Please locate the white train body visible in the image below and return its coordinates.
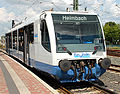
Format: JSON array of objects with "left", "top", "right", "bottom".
[{"left": 5, "top": 11, "right": 111, "bottom": 83}]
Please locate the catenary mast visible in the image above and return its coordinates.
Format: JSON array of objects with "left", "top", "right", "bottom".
[{"left": 73, "top": 0, "right": 78, "bottom": 11}]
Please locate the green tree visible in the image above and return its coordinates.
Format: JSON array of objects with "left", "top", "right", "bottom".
[{"left": 103, "top": 22, "right": 120, "bottom": 45}]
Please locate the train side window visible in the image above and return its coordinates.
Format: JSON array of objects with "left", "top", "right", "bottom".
[
  {"left": 5, "top": 34, "right": 11, "bottom": 50},
  {"left": 18, "top": 28, "right": 24, "bottom": 52},
  {"left": 28, "top": 23, "right": 34, "bottom": 44},
  {"left": 41, "top": 20, "right": 51, "bottom": 52},
  {"left": 6, "top": 33, "right": 12, "bottom": 48},
  {"left": 13, "top": 30, "right": 17, "bottom": 49}
]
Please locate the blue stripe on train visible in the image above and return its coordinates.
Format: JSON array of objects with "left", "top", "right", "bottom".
[{"left": 8, "top": 50, "right": 106, "bottom": 83}]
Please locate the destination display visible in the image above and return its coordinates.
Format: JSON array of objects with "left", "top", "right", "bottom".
[
  {"left": 62, "top": 16, "right": 87, "bottom": 21},
  {"left": 52, "top": 14, "right": 99, "bottom": 22}
]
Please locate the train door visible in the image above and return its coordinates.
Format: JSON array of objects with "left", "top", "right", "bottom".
[
  {"left": 5, "top": 34, "right": 9, "bottom": 53},
  {"left": 18, "top": 28, "right": 24, "bottom": 61},
  {"left": 23, "top": 26, "right": 28, "bottom": 65},
  {"left": 5, "top": 33, "right": 12, "bottom": 54},
  {"left": 23, "top": 23, "right": 34, "bottom": 66}
]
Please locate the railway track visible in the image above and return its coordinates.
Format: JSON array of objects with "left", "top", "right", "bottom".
[
  {"left": 57, "top": 86, "right": 73, "bottom": 94},
  {"left": 107, "top": 64, "right": 120, "bottom": 72},
  {"left": 56, "top": 82, "right": 117, "bottom": 94}
]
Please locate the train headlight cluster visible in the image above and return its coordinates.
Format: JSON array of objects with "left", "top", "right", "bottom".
[
  {"left": 59, "top": 60, "right": 72, "bottom": 72},
  {"left": 98, "top": 58, "right": 111, "bottom": 69}
]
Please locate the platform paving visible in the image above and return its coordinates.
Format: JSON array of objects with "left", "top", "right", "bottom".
[
  {"left": 0, "top": 67, "right": 9, "bottom": 94},
  {"left": 0, "top": 52, "right": 59, "bottom": 94}
]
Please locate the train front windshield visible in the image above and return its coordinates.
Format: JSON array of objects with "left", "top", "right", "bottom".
[{"left": 52, "top": 14, "right": 105, "bottom": 53}]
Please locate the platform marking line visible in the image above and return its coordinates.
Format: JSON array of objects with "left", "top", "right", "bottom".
[
  {"left": 4, "top": 52, "right": 59, "bottom": 94},
  {"left": 0, "top": 56, "right": 31, "bottom": 94}
]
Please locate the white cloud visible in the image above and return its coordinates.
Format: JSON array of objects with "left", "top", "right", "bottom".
[
  {"left": 4, "top": 0, "right": 33, "bottom": 5},
  {"left": 61, "top": 0, "right": 72, "bottom": 4},
  {"left": 25, "top": 8, "right": 37, "bottom": 18},
  {"left": 0, "top": 7, "right": 15, "bottom": 22},
  {"left": 0, "top": 0, "right": 119, "bottom": 37},
  {"left": 100, "top": 0, "right": 120, "bottom": 21},
  {"left": 110, "top": 3, "right": 120, "bottom": 17},
  {"left": 1, "top": 0, "right": 120, "bottom": 24},
  {"left": 77, "top": 0, "right": 120, "bottom": 24}
]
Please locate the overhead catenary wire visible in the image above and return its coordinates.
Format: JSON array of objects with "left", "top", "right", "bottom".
[
  {"left": 26, "top": 0, "right": 64, "bottom": 11},
  {"left": 12, "top": 0, "right": 66, "bottom": 25},
  {"left": 13, "top": 0, "right": 120, "bottom": 24},
  {"left": 116, "top": 4, "right": 120, "bottom": 9},
  {"left": 50, "top": 2, "right": 64, "bottom": 11},
  {"left": 28, "top": 0, "right": 39, "bottom": 9}
]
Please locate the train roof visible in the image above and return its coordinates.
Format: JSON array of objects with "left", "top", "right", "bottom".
[
  {"left": 50, "top": 11, "right": 97, "bottom": 15},
  {"left": 6, "top": 11, "right": 98, "bottom": 34}
]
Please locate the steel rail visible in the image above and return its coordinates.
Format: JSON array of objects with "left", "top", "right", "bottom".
[
  {"left": 111, "top": 64, "right": 120, "bottom": 67},
  {"left": 57, "top": 86, "right": 73, "bottom": 94},
  {"left": 58, "top": 82, "right": 117, "bottom": 94},
  {"left": 89, "top": 82, "right": 117, "bottom": 94},
  {"left": 107, "top": 64, "right": 120, "bottom": 72},
  {"left": 107, "top": 68, "right": 120, "bottom": 72}
]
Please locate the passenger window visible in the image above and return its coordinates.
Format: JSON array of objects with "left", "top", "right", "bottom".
[
  {"left": 28, "top": 24, "right": 34, "bottom": 44},
  {"left": 13, "top": 30, "right": 17, "bottom": 49},
  {"left": 18, "top": 28, "right": 24, "bottom": 51},
  {"left": 6, "top": 33, "right": 12, "bottom": 48},
  {"left": 41, "top": 20, "right": 51, "bottom": 52}
]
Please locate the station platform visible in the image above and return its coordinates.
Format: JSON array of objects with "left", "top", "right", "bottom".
[{"left": 0, "top": 52, "right": 58, "bottom": 94}]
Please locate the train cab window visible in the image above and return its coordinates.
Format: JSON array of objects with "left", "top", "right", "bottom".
[{"left": 41, "top": 20, "right": 51, "bottom": 52}]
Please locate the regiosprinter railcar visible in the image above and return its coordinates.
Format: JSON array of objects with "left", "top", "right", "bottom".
[{"left": 5, "top": 11, "right": 111, "bottom": 83}]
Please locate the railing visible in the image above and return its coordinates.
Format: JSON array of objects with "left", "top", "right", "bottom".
[{"left": 107, "top": 49, "right": 120, "bottom": 57}]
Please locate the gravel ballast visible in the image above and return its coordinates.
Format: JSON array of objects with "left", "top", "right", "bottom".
[
  {"left": 98, "top": 55, "right": 120, "bottom": 93},
  {"left": 107, "top": 56, "right": 120, "bottom": 65}
]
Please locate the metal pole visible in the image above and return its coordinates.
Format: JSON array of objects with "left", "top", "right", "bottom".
[{"left": 73, "top": 0, "right": 78, "bottom": 11}]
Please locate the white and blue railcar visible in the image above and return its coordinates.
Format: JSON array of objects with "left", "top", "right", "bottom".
[{"left": 5, "top": 11, "right": 111, "bottom": 83}]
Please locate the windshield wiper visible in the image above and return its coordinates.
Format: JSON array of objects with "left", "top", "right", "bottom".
[
  {"left": 66, "top": 48, "right": 72, "bottom": 55},
  {"left": 58, "top": 43, "right": 72, "bottom": 55},
  {"left": 92, "top": 45, "right": 101, "bottom": 55},
  {"left": 60, "top": 46, "right": 72, "bottom": 55}
]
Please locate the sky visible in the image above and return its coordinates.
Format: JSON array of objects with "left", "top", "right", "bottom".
[{"left": 0, "top": 0, "right": 120, "bottom": 36}]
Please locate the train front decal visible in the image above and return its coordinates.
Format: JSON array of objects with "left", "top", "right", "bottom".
[{"left": 74, "top": 53, "right": 90, "bottom": 58}]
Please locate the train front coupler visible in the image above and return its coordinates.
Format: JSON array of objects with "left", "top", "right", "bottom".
[
  {"left": 98, "top": 58, "right": 111, "bottom": 70},
  {"left": 58, "top": 58, "right": 111, "bottom": 82}
]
